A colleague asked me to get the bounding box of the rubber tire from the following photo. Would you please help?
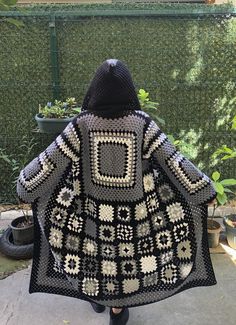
[0,226,34,260]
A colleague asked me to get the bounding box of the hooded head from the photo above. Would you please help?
[81,59,142,117]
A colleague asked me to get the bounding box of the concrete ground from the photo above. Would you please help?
[0,209,236,325]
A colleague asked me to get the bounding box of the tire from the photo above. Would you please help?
[0,226,34,260]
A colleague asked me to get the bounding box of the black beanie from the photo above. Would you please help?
[81,59,142,117]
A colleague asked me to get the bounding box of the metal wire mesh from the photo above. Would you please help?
[0,2,236,203]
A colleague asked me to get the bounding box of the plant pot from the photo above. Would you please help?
[0,227,33,259]
[223,214,236,250]
[10,215,34,245]
[35,113,75,134]
[207,219,222,248]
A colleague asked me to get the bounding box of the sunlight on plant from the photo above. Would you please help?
[216,115,231,128]
[177,129,202,160]
[38,97,81,118]
[231,114,236,130]
[213,96,228,113]
[185,24,204,85]
[0,0,25,27]
[137,89,165,126]
[212,96,234,130]
[208,170,236,232]
[225,80,235,94]
[171,68,180,80]
[225,19,236,44]
[185,57,203,84]
[212,145,236,161]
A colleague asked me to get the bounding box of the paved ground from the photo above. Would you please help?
[0,209,236,325]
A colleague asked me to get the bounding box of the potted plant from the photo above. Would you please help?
[208,171,236,248]
[0,136,37,259]
[209,111,236,249]
[10,204,33,245]
[35,97,81,134]
[223,214,236,249]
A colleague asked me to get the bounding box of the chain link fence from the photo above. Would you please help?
[0,2,236,203]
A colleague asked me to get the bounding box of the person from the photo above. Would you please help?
[17,59,217,325]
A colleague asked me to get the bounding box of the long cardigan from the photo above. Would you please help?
[16,109,217,308]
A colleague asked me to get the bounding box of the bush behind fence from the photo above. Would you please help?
[0,3,236,203]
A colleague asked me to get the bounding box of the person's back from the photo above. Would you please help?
[16,59,217,325]
[74,109,147,201]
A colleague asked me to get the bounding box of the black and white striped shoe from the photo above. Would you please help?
[109,307,129,325]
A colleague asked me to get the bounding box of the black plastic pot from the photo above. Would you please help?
[10,215,34,245]
[0,227,33,260]
[207,219,222,248]
[35,114,74,134]
[223,214,236,250]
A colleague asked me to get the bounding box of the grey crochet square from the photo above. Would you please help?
[99,142,127,177]
[85,218,97,239]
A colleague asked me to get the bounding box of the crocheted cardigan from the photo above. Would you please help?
[16,109,217,308]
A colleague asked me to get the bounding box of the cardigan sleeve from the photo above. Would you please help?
[142,118,217,205]
[16,117,81,204]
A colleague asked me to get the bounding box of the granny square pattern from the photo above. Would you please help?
[89,130,137,188]
[17,110,217,309]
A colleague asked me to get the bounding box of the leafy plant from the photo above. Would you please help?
[138,89,165,126]
[211,145,236,160]
[208,112,236,228]
[211,113,236,161]
[167,134,196,160]
[209,171,236,227]
[231,113,236,130]
[138,89,196,159]
[0,135,38,225]
[0,0,25,28]
[38,97,81,119]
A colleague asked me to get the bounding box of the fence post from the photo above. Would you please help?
[49,14,60,101]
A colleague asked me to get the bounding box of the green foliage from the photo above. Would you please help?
[0,136,37,215]
[0,3,236,202]
[167,134,196,160]
[0,0,25,27]
[38,98,81,119]
[211,171,236,208]
[139,89,196,160]
[0,0,17,11]
[138,89,165,126]
[231,114,236,130]
[0,136,37,192]
[211,112,236,161]
[138,89,159,111]
[209,110,236,218]
[212,145,236,160]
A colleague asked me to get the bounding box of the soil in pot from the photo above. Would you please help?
[10,215,34,245]
[207,219,222,248]
[223,214,236,250]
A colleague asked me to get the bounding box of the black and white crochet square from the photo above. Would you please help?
[44,162,197,298]
[17,110,217,308]
[89,130,137,188]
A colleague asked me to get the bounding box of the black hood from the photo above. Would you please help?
[81,59,142,117]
